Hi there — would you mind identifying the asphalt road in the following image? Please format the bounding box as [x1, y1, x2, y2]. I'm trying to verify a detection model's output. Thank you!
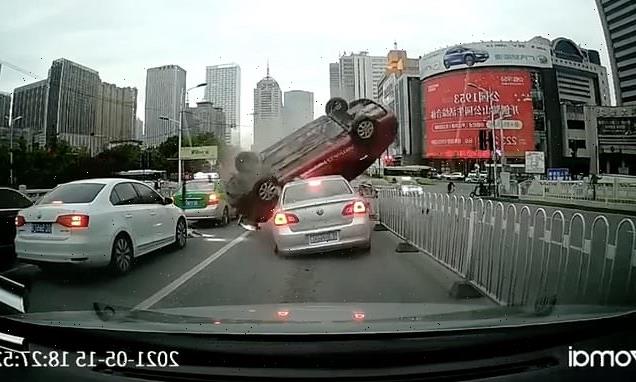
[1, 221, 492, 314]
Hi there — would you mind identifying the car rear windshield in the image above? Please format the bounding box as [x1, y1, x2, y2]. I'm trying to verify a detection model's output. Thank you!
[283, 179, 352, 205]
[179, 181, 217, 193]
[0, 189, 33, 209]
[39, 183, 105, 204]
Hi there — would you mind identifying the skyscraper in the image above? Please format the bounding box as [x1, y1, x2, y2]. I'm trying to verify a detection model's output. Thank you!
[253, 65, 282, 152]
[329, 62, 340, 99]
[336, 52, 387, 102]
[46, 58, 101, 149]
[0, 92, 11, 145]
[283, 90, 314, 135]
[95, 82, 137, 149]
[184, 101, 227, 144]
[205, 64, 241, 146]
[596, 0, 636, 105]
[11, 80, 48, 148]
[144, 65, 186, 146]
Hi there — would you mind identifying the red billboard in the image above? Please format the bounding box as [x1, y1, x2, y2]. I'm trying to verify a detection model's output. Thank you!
[423, 69, 535, 159]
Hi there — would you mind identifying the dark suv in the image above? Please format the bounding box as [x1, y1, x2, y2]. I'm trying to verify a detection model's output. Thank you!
[226, 98, 397, 225]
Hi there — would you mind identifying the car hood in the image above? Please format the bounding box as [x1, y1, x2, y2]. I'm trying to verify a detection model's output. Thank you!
[5, 302, 635, 335]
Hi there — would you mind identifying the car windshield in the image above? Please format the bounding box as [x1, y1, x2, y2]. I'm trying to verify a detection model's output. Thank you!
[39, 184, 105, 204]
[2, 0, 636, 359]
[283, 179, 353, 205]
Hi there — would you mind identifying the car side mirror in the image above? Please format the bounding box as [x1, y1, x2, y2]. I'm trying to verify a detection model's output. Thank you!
[163, 197, 174, 205]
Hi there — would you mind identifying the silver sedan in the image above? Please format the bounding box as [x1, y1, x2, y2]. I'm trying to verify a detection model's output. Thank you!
[265, 176, 372, 255]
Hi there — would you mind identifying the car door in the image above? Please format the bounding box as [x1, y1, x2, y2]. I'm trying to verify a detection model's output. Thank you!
[110, 182, 153, 251]
[132, 182, 171, 244]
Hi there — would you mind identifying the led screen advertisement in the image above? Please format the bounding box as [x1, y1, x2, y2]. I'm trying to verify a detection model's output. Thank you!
[423, 69, 535, 159]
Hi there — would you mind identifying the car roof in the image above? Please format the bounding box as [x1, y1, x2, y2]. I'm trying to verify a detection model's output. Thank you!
[62, 178, 147, 186]
[286, 175, 347, 187]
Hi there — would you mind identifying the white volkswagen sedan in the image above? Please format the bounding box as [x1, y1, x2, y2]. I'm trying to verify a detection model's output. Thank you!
[266, 175, 372, 255]
[14, 178, 187, 274]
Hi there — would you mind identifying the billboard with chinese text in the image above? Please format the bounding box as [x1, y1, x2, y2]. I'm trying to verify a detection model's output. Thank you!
[419, 40, 552, 79]
[423, 68, 535, 159]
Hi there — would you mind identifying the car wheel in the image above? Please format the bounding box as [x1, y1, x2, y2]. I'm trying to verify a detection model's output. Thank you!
[255, 177, 281, 202]
[353, 118, 375, 141]
[110, 234, 134, 275]
[220, 207, 230, 227]
[174, 218, 187, 249]
[235, 151, 260, 173]
[464, 55, 475, 66]
[325, 97, 348, 115]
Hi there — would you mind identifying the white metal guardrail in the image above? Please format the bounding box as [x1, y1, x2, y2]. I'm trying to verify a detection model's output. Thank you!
[520, 179, 636, 205]
[378, 189, 636, 307]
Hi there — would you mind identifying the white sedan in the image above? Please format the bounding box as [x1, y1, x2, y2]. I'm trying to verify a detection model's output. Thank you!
[15, 178, 187, 274]
[265, 175, 372, 256]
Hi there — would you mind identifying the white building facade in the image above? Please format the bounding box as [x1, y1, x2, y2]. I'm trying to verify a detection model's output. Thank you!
[253, 70, 283, 152]
[283, 90, 314, 135]
[205, 64, 241, 146]
[144, 65, 186, 147]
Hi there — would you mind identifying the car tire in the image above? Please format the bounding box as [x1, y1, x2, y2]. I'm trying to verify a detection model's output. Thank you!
[235, 151, 260, 173]
[254, 176, 281, 202]
[464, 55, 475, 66]
[325, 97, 348, 115]
[110, 234, 134, 275]
[352, 118, 376, 141]
[173, 218, 187, 249]
[220, 207, 230, 227]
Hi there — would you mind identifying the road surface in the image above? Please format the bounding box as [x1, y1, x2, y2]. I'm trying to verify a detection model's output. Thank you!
[1, 221, 492, 314]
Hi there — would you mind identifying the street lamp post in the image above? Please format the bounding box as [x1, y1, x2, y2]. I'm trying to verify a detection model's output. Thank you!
[6, 115, 23, 186]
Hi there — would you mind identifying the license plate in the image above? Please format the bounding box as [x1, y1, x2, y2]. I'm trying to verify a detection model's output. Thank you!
[308, 231, 339, 244]
[185, 200, 200, 208]
[31, 223, 52, 234]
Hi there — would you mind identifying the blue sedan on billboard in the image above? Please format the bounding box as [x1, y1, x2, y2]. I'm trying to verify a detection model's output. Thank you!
[443, 46, 490, 68]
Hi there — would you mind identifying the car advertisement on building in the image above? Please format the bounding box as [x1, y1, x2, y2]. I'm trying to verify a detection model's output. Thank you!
[419, 41, 552, 79]
[423, 68, 535, 159]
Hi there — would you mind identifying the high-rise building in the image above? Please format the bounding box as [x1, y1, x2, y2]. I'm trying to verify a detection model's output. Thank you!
[46, 58, 101, 149]
[283, 90, 314, 135]
[135, 117, 144, 142]
[253, 66, 283, 152]
[377, 46, 420, 160]
[94, 82, 137, 152]
[0, 92, 11, 145]
[336, 52, 387, 102]
[11, 80, 48, 148]
[329, 62, 340, 99]
[205, 64, 240, 146]
[144, 65, 186, 147]
[184, 101, 227, 144]
[596, 0, 636, 106]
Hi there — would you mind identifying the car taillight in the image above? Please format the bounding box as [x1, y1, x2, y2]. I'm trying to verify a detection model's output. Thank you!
[342, 201, 367, 216]
[56, 214, 89, 228]
[208, 193, 219, 205]
[274, 212, 299, 226]
[15, 215, 25, 227]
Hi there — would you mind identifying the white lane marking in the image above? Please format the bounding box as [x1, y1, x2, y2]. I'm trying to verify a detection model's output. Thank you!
[204, 238, 228, 242]
[133, 231, 250, 311]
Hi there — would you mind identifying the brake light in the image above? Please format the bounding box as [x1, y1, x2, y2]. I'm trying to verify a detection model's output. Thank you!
[342, 201, 367, 216]
[15, 215, 25, 227]
[56, 214, 89, 228]
[353, 312, 365, 321]
[277, 310, 290, 319]
[208, 193, 219, 205]
[274, 212, 299, 226]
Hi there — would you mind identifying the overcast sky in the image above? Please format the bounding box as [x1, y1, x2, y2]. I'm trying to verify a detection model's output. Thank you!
[0, 0, 610, 148]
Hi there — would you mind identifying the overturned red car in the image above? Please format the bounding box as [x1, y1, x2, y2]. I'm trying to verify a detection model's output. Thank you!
[226, 98, 397, 225]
